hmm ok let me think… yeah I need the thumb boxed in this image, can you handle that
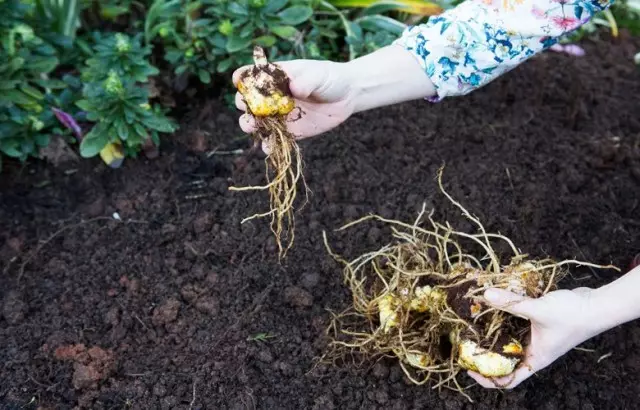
[483,288,538,320]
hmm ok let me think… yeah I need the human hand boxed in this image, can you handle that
[232,59,356,152]
[468,286,599,389]
[232,45,437,154]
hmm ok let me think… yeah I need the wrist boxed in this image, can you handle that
[588,271,638,335]
[340,45,436,114]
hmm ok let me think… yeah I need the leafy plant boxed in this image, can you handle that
[77,33,177,159]
[0,0,64,167]
[34,0,82,40]
[77,71,177,158]
[82,32,159,83]
[149,0,316,85]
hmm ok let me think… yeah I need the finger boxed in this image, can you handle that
[483,288,537,320]
[274,61,316,99]
[239,114,257,134]
[232,65,251,86]
[235,92,247,112]
[467,363,535,389]
[261,140,271,156]
[574,287,591,294]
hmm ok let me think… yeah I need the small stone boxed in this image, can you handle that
[312,394,335,410]
[237,371,249,384]
[276,361,293,376]
[300,271,319,289]
[153,383,167,397]
[54,344,115,390]
[371,362,389,379]
[127,279,141,294]
[375,390,388,405]
[83,196,105,217]
[265,237,277,253]
[3,290,27,325]
[180,284,200,303]
[152,298,181,326]
[6,237,23,253]
[284,286,313,307]
[73,363,101,390]
[104,307,119,326]
[389,366,403,383]
[367,227,381,245]
[161,223,177,236]
[195,296,219,316]
[206,272,219,285]
[162,396,178,409]
[114,198,134,216]
[193,213,214,234]
[192,263,207,279]
[257,349,274,363]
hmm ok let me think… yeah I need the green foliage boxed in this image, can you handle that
[78,35,177,158]
[96,0,137,21]
[147,0,405,86]
[0,0,61,164]
[147,0,315,84]
[82,32,159,82]
[34,0,82,40]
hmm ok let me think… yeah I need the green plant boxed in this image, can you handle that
[82,32,159,83]
[150,0,317,85]
[77,33,177,158]
[0,0,64,167]
[34,0,82,40]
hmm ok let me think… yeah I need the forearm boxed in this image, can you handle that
[392,0,614,100]
[588,266,640,335]
[342,45,437,113]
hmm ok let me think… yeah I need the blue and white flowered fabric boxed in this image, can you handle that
[394,0,614,100]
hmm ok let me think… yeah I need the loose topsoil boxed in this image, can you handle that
[1,36,640,410]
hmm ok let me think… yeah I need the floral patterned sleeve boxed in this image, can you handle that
[393,0,614,100]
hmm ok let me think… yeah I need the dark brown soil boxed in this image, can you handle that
[2,36,640,409]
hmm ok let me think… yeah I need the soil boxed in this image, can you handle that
[1,35,640,410]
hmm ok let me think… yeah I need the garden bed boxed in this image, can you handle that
[1,36,640,409]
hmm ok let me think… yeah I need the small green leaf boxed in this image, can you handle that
[80,127,109,158]
[28,56,59,74]
[271,25,298,39]
[34,79,68,89]
[34,133,50,147]
[4,90,35,106]
[75,99,92,111]
[143,116,176,133]
[263,0,287,13]
[134,123,147,137]
[217,58,234,73]
[175,64,189,75]
[198,69,211,84]
[7,57,25,73]
[253,35,277,47]
[226,35,252,53]
[20,84,45,101]
[278,6,313,25]
[229,2,248,15]
[356,15,406,35]
[115,119,129,140]
[0,141,23,158]
[239,23,255,38]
